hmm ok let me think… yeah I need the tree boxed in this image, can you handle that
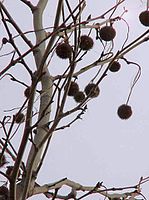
[0,0,149,199]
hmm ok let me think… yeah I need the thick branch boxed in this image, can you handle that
[33,178,141,200]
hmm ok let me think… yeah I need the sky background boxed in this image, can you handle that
[0,0,149,199]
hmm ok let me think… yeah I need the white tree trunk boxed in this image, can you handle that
[18,1,63,199]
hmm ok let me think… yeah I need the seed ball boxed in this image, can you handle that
[99,26,116,41]
[0,185,9,198]
[15,112,25,124]
[84,83,100,98]
[24,87,31,98]
[139,10,149,26]
[117,104,132,120]
[109,61,121,72]
[79,35,94,51]
[56,43,72,59]
[65,81,79,96]
[0,153,6,168]
[74,91,85,103]
[2,37,8,44]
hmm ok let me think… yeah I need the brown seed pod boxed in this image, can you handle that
[6,166,21,177]
[109,61,121,72]
[79,35,94,51]
[65,81,79,96]
[56,43,72,59]
[117,104,132,120]
[74,91,85,103]
[14,112,25,124]
[0,153,6,168]
[2,37,8,44]
[139,10,149,26]
[84,83,100,98]
[24,87,31,98]
[99,26,116,41]
[0,185,9,199]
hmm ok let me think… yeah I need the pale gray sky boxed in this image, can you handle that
[0,1,149,199]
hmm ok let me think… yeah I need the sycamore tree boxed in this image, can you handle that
[0,0,149,199]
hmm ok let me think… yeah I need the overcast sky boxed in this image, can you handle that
[1,1,149,199]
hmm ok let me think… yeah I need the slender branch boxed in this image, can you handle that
[20,0,35,11]
[71,32,149,78]
[9,73,39,200]
[0,0,85,77]
[0,9,33,76]
[0,2,33,49]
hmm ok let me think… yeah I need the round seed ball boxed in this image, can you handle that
[2,37,8,44]
[109,61,121,72]
[84,83,100,98]
[79,35,94,51]
[56,43,72,59]
[24,87,31,98]
[74,91,85,103]
[139,10,149,26]
[66,81,79,96]
[15,112,25,124]
[0,185,9,199]
[99,26,116,41]
[117,104,132,120]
